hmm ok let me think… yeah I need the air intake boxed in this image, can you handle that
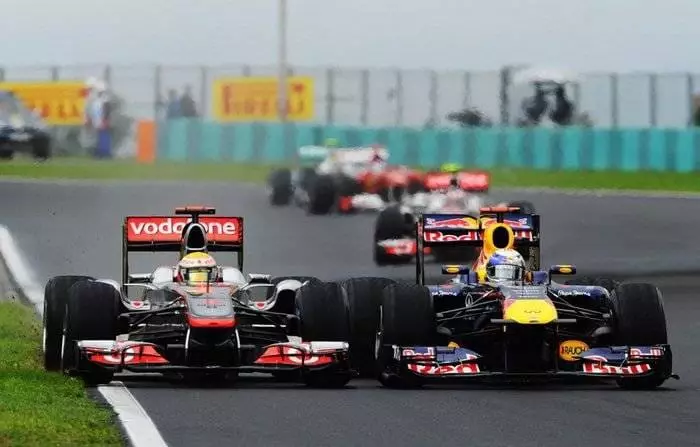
[182,223,208,254]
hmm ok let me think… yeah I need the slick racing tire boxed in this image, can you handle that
[373,206,413,265]
[342,277,396,377]
[268,168,293,206]
[32,134,51,160]
[61,280,120,386]
[43,275,95,371]
[377,283,437,388]
[306,174,336,215]
[295,279,352,388]
[610,282,670,390]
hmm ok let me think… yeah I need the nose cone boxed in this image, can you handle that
[503,298,558,324]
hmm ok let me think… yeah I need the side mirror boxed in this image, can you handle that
[442,264,470,275]
[549,265,576,276]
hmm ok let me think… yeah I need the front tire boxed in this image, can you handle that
[342,277,395,377]
[377,283,437,388]
[43,275,94,371]
[611,283,670,390]
[268,169,293,206]
[61,280,120,385]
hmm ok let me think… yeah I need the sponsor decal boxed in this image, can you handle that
[126,216,241,243]
[424,230,479,242]
[0,81,89,125]
[424,216,479,229]
[212,76,314,122]
[559,340,590,361]
[558,289,591,297]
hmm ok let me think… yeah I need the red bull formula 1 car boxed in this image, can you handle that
[42,206,354,387]
[373,209,677,389]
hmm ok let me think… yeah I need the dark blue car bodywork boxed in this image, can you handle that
[0,90,51,159]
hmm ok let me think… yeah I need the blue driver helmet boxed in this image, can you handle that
[486,249,526,285]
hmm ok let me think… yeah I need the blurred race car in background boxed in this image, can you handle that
[267,142,427,214]
[373,169,536,265]
[0,90,51,160]
[42,206,355,387]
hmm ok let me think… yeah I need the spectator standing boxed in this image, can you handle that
[549,85,574,125]
[180,84,198,117]
[84,80,112,158]
[166,89,181,119]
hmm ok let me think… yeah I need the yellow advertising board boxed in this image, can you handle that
[0,81,88,126]
[212,76,314,122]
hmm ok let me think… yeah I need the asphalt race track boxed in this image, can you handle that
[2,179,700,447]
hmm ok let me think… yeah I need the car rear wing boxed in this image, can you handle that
[121,206,244,285]
[415,207,540,284]
[423,170,490,192]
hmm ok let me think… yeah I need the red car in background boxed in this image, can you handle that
[267,143,493,215]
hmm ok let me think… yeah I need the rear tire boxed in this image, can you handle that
[295,280,352,388]
[373,206,413,265]
[306,175,336,215]
[610,283,670,390]
[61,281,120,385]
[43,275,94,371]
[342,277,395,377]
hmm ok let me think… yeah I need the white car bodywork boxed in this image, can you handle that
[120,266,307,313]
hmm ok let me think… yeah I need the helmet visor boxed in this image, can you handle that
[185,268,216,284]
[487,264,523,281]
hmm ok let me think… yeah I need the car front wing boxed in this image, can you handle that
[73,339,353,375]
[378,344,676,382]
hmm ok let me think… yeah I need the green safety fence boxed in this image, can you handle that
[156,119,700,172]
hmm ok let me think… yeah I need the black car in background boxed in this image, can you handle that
[0,90,51,160]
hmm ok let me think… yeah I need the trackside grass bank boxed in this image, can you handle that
[1,158,700,193]
[0,301,123,447]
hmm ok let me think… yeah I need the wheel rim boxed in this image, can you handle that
[374,306,384,360]
[59,305,68,372]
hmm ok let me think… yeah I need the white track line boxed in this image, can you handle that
[98,382,168,447]
[0,224,168,447]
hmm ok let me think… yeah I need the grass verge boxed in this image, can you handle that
[2,158,700,193]
[0,301,123,447]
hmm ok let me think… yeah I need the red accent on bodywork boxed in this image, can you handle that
[86,343,169,366]
[254,345,335,366]
[338,196,353,212]
[187,315,236,328]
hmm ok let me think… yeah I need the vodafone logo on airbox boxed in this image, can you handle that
[126,216,242,243]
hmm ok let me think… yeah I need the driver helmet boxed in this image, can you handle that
[444,175,466,204]
[486,249,526,285]
[177,252,218,285]
[324,138,339,148]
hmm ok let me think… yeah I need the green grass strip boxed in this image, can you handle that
[1,158,700,193]
[0,301,123,447]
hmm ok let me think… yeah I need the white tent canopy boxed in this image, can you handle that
[511,66,582,85]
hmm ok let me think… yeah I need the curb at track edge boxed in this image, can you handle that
[0,224,168,447]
